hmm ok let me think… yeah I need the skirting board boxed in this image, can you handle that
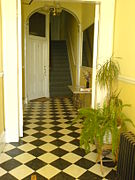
[0,132,5,154]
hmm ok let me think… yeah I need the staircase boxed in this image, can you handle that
[50,40,72,97]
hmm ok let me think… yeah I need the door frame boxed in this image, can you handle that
[25,10,50,103]
[18,0,23,137]
[2,0,115,142]
[15,0,114,142]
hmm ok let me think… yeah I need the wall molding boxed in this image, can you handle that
[0,131,5,154]
[0,71,4,78]
[118,75,135,85]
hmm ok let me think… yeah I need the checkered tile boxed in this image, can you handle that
[0,97,117,179]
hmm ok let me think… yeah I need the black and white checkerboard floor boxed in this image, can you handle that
[0,97,117,179]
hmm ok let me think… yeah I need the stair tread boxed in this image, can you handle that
[50,40,72,97]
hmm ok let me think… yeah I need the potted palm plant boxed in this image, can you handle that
[96,57,120,103]
[75,95,133,155]
[95,56,134,158]
[74,57,134,173]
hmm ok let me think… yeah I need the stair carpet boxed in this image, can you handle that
[50,40,72,97]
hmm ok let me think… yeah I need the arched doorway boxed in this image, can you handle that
[25,6,81,101]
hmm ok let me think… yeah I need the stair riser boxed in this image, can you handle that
[50,40,72,97]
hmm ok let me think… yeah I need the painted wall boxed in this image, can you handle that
[66,13,78,66]
[81,3,95,31]
[0,0,4,135]
[22,1,82,24]
[0,79,4,135]
[113,0,135,134]
[117,81,135,133]
[66,12,78,87]
[1,0,19,142]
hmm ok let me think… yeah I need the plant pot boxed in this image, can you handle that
[103,131,112,144]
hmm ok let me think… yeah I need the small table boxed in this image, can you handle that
[68,86,92,109]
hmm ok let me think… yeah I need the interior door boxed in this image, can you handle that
[26,12,49,101]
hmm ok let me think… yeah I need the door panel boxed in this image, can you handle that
[27,36,46,100]
[26,13,49,101]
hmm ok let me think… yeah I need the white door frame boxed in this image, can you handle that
[1,0,115,142]
[76,23,82,88]
[13,0,114,142]
[25,11,49,102]
[17,0,23,137]
[91,4,99,108]
[77,4,99,108]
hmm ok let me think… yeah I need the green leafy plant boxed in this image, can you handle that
[96,57,120,100]
[74,57,134,162]
[102,93,134,157]
[75,95,134,159]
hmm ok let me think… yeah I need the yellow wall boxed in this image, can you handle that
[81,3,95,31]
[113,0,135,133]
[66,12,78,87]
[66,13,78,65]
[0,0,4,135]
[0,79,4,134]
[117,81,135,133]
[0,0,2,72]
[22,2,82,24]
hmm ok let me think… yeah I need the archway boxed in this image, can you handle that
[24,5,81,101]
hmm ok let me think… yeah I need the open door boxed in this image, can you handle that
[26,12,49,101]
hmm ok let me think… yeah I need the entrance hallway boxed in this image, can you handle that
[0,98,116,179]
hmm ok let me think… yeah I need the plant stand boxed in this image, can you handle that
[96,144,112,175]
[68,85,92,109]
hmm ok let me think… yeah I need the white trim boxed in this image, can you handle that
[67,32,76,66]
[66,38,73,84]
[0,132,5,153]
[91,4,99,108]
[77,23,82,87]
[118,75,135,85]
[17,0,23,137]
[0,71,4,77]
[5,131,19,143]
[66,32,75,84]
[24,97,28,104]
[45,13,50,98]
[2,0,19,143]
[95,0,115,106]
[25,22,28,102]
[29,34,48,41]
